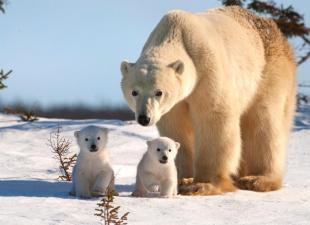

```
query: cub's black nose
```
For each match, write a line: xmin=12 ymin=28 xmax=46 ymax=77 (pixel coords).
xmin=90 ymin=144 xmax=97 ymax=152
xmin=137 ymin=115 xmax=150 ymax=126
xmin=162 ymin=156 xmax=168 ymax=161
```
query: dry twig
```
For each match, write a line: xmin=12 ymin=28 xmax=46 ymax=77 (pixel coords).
xmin=0 ymin=69 xmax=12 ymax=90
xmin=47 ymin=124 xmax=77 ymax=181
xmin=95 ymin=183 xmax=129 ymax=225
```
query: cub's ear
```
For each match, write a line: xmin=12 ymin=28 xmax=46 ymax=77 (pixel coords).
xmin=146 ymin=140 xmax=152 ymax=148
xmin=100 ymin=127 xmax=109 ymax=138
xmin=169 ymin=60 xmax=184 ymax=75
xmin=120 ymin=60 xmax=134 ymax=77
xmin=100 ymin=127 xmax=109 ymax=134
xmin=74 ymin=131 xmax=80 ymax=139
xmin=175 ymin=141 xmax=181 ymax=150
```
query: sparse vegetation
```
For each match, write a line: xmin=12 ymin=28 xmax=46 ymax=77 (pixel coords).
xmin=47 ymin=124 xmax=77 ymax=181
xmin=2 ymin=106 xmax=39 ymax=122
xmin=95 ymin=186 xmax=129 ymax=225
xmin=297 ymin=93 xmax=309 ymax=109
xmin=1 ymin=103 xmax=134 ymax=120
xmin=0 ymin=0 xmax=6 ymax=13
xmin=1 ymin=2 xmax=12 ymax=93
xmin=20 ymin=110 xmax=38 ymax=122
xmin=0 ymin=69 xmax=12 ymax=90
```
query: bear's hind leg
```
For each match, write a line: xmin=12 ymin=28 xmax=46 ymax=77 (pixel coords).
xmin=239 ymin=72 xmax=295 ymax=192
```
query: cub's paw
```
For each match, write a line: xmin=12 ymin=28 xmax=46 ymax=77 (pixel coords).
xmin=92 ymin=191 xmax=105 ymax=197
xmin=160 ymin=195 xmax=171 ymax=198
xmin=76 ymin=193 xmax=92 ymax=199
xmin=112 ymin=190 xmax=119 ymax=196
xmin=131 ymin=191 xmax=143 ymax=197
xmin=237 ymin=176 xmax=281 ymax=192
xmin=92 ymin=189 xmax=119 ymax=197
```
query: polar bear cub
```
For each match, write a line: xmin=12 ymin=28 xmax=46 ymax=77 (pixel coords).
xmin=132 ymin=137 xmax=180 ymax=198
xmin=70 ymin=125 xmax=116 ymax=198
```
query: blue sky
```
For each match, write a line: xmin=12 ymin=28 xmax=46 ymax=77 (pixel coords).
xmin=0 ymin=0 xmax=309 ymax=107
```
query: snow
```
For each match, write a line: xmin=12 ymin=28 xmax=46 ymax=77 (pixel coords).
xmin=0 ymin=106 xmax=310 ymax=225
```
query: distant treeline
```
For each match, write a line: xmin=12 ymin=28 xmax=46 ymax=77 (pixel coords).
xmin=0 ymin=102 xmax=134 ymax=120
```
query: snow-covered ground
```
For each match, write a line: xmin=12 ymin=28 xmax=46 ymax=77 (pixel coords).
xmin=0 ymin=105 xmax=310 ymax=225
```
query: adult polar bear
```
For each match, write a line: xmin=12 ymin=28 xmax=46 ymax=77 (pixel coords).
xmin=120 ymin=6 xmax=296 ymax=195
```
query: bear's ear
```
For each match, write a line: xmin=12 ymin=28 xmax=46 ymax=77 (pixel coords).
xmin=74 ymin=131 xmax=80 ymax=139
xmin=169 ymin=60 xmax=184 ymax=75
xmin=120 ymin=60 xmax=134 ymax=77
xmin=175 ymin=141 xmax=181 ymax=150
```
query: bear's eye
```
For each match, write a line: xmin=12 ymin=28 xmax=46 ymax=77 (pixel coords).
xmin=85 ymin=138 xmax=88 ymax=141
xmin=168 ymin=149 xmax=171 ymax=152
xmin=132 ymin=90 xmax=138 ymax=97
xmin=97 ymin=137 xmax=100 ymax=140
xmin=157 ymin=148 xmax=160 ymax=152
xmin=155 ymin=90 xmax=163 ymax=97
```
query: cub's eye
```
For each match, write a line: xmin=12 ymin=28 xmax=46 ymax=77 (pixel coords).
xmin=85 ymin=138 xmax=88 ymax=141
xmin=155 ymin=90 xmax=163 ymax=97
xmin=132 ymin=90 xmax=138 ymax=97
xmin=97 ymin=137 xmax=100 ymax=140
xmin=157 ymin=148 xmax=160 ymax=152
xmin=168 ymin=149 xmax=171 ymax=152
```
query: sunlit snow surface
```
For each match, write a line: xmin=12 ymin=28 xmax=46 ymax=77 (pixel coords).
xmin=0 ymin=105 xmax=310 ymax=225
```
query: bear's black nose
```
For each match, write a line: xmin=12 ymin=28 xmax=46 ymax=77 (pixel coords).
xmin=137 ymin=115 xmax=150 ymax=126
xmin=162 ymin=155 xmax=168 ymax=161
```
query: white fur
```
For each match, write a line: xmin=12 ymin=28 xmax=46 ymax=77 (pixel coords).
xmin=70 ymin=126 xmax=116 ymax=198
xmin=132 ymin=137 xmax=180 ymax=198
xmin=121 ymin=7 xmax=296 ymax=194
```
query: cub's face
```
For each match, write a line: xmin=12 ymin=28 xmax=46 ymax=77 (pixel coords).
xmin=147 ymin=137 xmax=180 ymax=165
xmin=120 ymin=59 xmax=184 ymax=126
xmin=74 ymin=126 xmax=108 ymax=153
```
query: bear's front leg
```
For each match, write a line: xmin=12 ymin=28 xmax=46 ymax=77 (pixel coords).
xmin=160 ymin=179 xmax=177 ymax=198
xmin=132 ymin=172 xmax=157 ymax=197
xmin=179 ymin=109 xmax=241 ymax=195
xmin=92 ymin=170 xmax=116 ymax=197
xmin=75 ymin=173 xmax=91 ymax=199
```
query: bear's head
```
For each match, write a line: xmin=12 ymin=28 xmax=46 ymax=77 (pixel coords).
xmin=74 ymin=126 xmax=108 ymax=153
xmin=120 ymin=59 xmax=189 ymax=126
xmin=146 ymin=137 xmax=180 ymax=165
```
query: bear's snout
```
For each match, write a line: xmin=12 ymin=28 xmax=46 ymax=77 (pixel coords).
xmin=138 ymin=115 xmax=150 ymax=126
xmin=90 ymin=144 xmax=98 ymax=152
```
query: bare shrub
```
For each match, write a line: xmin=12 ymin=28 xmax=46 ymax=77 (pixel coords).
xmin=20 ymin=110 xmax=38 ymax=122
xmin=95 ymin=184 xmax=129 ymax=225
xmin=47 ymin=124 xmax=77 ymax=181
xmin=2 ymin=105 xmax=39 ymax=122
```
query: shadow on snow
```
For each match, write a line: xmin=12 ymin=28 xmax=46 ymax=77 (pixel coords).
xmin=0 ymin=179 xmax=134 ymax=198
